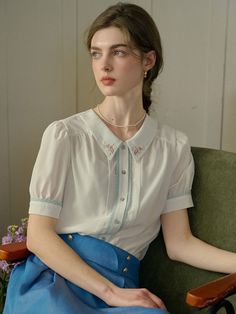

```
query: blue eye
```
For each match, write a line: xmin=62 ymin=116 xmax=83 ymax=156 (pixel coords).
xmin=90 ymin=51 xmax=101 ymax=59
xmin=113 ymin=50 xmax=127 ymax=57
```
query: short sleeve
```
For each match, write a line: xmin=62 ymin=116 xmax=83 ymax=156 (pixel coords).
xmin=29 ymin=121 xmax=70 ymax=218
xmin=163 ymin=132 xmax=194 ymax=214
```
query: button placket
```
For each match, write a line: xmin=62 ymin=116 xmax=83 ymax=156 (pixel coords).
xmin=112 ymin=145 xmax=129 ymax=232
xmin=127 ymin=157 xmax=141 ymax=220
xmin=119 ymin=146 xmax=129 ymax=206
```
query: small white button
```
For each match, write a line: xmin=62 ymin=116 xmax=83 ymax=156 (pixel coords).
xmin=120 ymin=197 xmax=125 ymax=202
xmin=121 ymin=170 xmax=126 ymax=175
xmin=67 ymin=234 xmax=73 ymax=241
xmin=123 ymin=267 xmax=128 ymax=273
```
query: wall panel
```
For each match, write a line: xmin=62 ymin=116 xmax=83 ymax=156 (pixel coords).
xmin=0 ymin=0 xmax=11 ymax=236
xmin=151 ymin=0 xmax=227 ymax=148
xmin=222 ymin=0 xmax=236 ymax=153
xmin=0 ymin=0 xmax=77 ymax=237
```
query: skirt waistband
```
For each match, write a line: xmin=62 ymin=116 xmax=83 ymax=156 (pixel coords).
xmin=60 ymin=233 xmax=140 ymax=283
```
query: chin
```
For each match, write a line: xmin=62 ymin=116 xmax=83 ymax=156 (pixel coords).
xmin=102 ymin=92 xmax=118 ymax=97
xmin=98 ymin=88 xmax=120 ymax=97
xmin=99 ymin=86 xmax=129 ymax=97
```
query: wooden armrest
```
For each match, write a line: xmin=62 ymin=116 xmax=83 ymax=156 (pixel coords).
xmin=0 ymin=242 xmax=30 ymax=261
xmin=186 ymin=273 xmax=236 ymax=308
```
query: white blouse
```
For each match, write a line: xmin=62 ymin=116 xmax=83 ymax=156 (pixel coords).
xmin=29 ymin=109 xmax=194 ymax=260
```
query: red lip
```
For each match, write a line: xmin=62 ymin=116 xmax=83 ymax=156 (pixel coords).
xmin=100 ymin=76 xmax=116 ymax=86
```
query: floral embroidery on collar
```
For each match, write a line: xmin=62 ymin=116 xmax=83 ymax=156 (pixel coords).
xmin=132 ymin=146 xmax=143 ymax=156
xmin=103 ymin=143 xmax=115 ymax=156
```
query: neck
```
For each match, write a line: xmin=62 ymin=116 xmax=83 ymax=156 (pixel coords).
xmin=97 ymin=105 xmax=146 ymax=128
xmin=97 ymin=96 xmax=146 ymax=127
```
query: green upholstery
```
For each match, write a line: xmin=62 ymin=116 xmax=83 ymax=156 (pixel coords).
xmin=140 ymin=147 xmax=236 ymax=314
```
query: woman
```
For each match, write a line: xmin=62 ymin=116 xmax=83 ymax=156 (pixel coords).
xmin=4 ymin=3 xmax=236 ymax=314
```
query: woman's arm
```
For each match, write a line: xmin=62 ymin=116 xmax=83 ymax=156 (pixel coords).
xmin=161 ymin=209 xmax=236 ymax=273
xmin=27 ymin=214 xmax=166 ymax=309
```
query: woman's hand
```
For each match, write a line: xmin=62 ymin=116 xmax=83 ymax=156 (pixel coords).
xmin=105 ymin=286 xmax=167 ymax=309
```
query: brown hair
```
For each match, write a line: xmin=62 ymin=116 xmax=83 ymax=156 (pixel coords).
xmin=86 ymin=2 xmax=163 ymax=114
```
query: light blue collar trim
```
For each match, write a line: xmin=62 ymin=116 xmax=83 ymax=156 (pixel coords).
xmin=79 ymin=109 xmax=157 ymax=161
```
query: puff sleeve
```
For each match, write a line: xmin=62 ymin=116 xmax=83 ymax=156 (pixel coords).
xmin=29 ymin=121 xmax=70 ymax=218
xmin=163 ymin=132 xmax=194 ymax=213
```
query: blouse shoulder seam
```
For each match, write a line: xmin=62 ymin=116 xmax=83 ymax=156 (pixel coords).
xmin=60 ymin=115 xmax=90 ymax=138
xmin=154 ymin=125 xmax=189 ymax=147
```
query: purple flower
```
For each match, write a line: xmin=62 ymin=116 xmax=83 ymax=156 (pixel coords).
xmin=2 ymin=234 xmax=13 ymax=245
xmin=2 ymin=219 xmax=28 ymax=246
xmin=14 ymin=227 xmax=27 ymax=242
xmin=14 ymin=234 xmax=26 ymax=243
xmin=0 ymin=261 xmax=11 ymax=274
xmin=1 ymin=218 xmax=28 ymax=279
xmin=15 ymin=227 xmax=24 ymax=235
xmin=1 ymin=218 xmax=28 ymax=306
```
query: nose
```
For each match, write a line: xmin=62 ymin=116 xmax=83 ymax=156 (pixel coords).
xmin=101 ymin=54 xmax=113 ymax=73
xmin=103 ymin=65 xmax=112 ymax=73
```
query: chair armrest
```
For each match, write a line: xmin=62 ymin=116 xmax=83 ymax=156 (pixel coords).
xmin=186 ymin=273 xmax=236 ymax=308
xmin=0 ymin=242 xmax=30 ymax=262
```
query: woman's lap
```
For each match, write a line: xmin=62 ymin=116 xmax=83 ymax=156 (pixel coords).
xmin=3 ymin=234 xmax=169 ymax=314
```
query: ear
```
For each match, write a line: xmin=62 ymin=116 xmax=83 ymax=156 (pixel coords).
xmin=143 ymin=50 xmax=156 ymax=71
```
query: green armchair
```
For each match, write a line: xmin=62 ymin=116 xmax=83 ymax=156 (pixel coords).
xmin=140 ymin=147 xmax=236 ymax=313
xmin=1 ymin=147 xmax=236 ymax=313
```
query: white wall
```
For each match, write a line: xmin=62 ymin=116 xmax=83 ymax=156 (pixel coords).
xmin=152 ymin=0 xmax=228 ymax=148
xmin=222 ymin=0 xmax=236 ymax=152
xmin=0 ymin=0 xmax=77 ymax=236
xmin=0 ymin=0 xmax=235 ymax=237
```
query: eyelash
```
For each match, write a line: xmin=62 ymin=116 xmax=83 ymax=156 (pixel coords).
xmin=113 ymin=50 xmax=127 ymax=57
xmin=90 ymin=50 xmax=127 ymax=59
xmin=90 ymin=51 xmax=101 ymax=59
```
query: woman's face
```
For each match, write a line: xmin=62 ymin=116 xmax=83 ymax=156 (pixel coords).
xmin=90 ymin=27 xmax=145 ymax=98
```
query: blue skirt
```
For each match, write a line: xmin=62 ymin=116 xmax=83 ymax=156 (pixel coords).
xmin=3 ymin=233 xmax=169 ymax=314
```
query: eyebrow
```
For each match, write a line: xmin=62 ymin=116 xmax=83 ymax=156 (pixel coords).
xmin=90 ymin=44 xmax=129 ymax=50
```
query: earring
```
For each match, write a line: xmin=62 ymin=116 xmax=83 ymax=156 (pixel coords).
xmin=144 ymin=71 xmax=147 ymax=78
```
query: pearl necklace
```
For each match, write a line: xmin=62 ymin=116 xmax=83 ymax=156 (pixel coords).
xmin=97 ymin=105 xmax=146 ymax=128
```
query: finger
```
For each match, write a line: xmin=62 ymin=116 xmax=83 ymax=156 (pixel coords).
xmin=147 ymin=291 xmax=167 ymax=310
xmin=136 ymin=298 xmax=162 ymax=309
xmin=129 ymin=290 xmax=162 ymax=309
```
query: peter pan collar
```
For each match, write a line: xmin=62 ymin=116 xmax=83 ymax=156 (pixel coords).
xmin=79 ymin=109 xmax=157 ymax=161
